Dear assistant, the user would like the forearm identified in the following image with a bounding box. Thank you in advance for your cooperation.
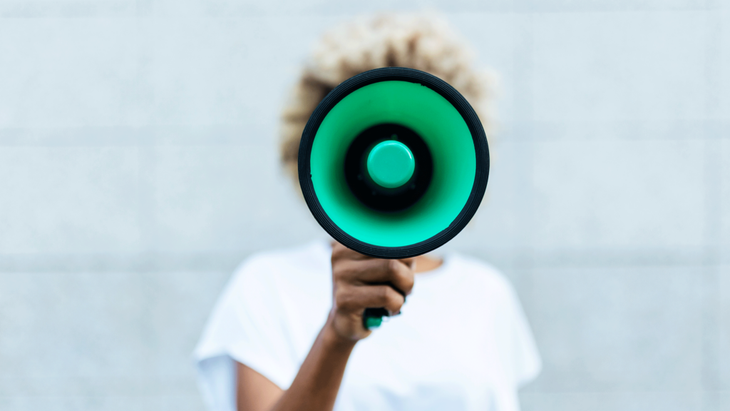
[269,317,356,411]
[238,245,413,411]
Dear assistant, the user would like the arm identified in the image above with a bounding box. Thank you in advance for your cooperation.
[236,243,415,411]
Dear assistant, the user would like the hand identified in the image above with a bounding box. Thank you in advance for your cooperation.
[326,242,415,342]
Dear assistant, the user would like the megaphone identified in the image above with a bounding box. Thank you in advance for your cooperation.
[298,67,490,329]
[299,67,490,260]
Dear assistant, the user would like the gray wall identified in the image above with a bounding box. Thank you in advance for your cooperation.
[1,1,728,410]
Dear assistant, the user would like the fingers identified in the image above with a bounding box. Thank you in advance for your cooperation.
[332,243,416,298]
[338,258,415,296]
[334,284,406,316]
[329,242,416,339]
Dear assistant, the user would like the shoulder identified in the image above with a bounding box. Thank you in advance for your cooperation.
[230,240,331,282]
[223,240,332,303]
[451,254,515,290]
[237,240,330,274]
[195,241,333,392]
[447,254,521,306]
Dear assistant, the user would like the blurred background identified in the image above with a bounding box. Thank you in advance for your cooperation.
[0,0,728,410]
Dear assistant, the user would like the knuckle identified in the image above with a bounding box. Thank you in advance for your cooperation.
[331,244,347,259]
[332,271,346,284]
[387,288,403,304]
[332,265,346,279]
[404,275,415,292]
[333,263,355,282]
[386,295,404,312]
[390,301,404,313]
[393,264,414,293]
[335,289,354,310]
[377,287,399,307]
[334,292,347,308]
[387,259,400,273]
[376,286,390,303]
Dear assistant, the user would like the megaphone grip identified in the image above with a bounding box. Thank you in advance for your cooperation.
[363,308,388,329]
[362,283,406,330]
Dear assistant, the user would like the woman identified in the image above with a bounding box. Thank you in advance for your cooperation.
[195,13,541,411]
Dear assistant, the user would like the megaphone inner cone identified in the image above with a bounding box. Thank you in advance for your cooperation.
[302,72,486,252]
[344,123,433,213]
[366,140,416,189]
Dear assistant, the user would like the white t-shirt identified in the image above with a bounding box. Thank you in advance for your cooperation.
[194,240,541,411]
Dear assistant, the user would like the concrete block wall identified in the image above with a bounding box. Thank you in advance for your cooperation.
[0,1,728,410]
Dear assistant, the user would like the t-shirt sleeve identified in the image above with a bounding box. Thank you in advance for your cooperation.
[485,269,542,411]
[502,282,542,388]
[193,256,300,411]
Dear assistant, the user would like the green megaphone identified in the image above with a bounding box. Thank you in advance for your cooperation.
[298,67,490,329]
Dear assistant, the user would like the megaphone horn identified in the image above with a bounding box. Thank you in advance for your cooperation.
[298,67,490,260]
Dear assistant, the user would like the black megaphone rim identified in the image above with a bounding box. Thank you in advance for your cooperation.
[298,67,490,259]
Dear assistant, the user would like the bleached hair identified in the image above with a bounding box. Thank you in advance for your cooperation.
[280,12,497,183]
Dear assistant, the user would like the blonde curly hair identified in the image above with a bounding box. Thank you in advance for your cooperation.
[280,12,496,183]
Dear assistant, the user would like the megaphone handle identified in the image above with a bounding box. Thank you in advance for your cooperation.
[362,283,406,330]
[363,307,389,329]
